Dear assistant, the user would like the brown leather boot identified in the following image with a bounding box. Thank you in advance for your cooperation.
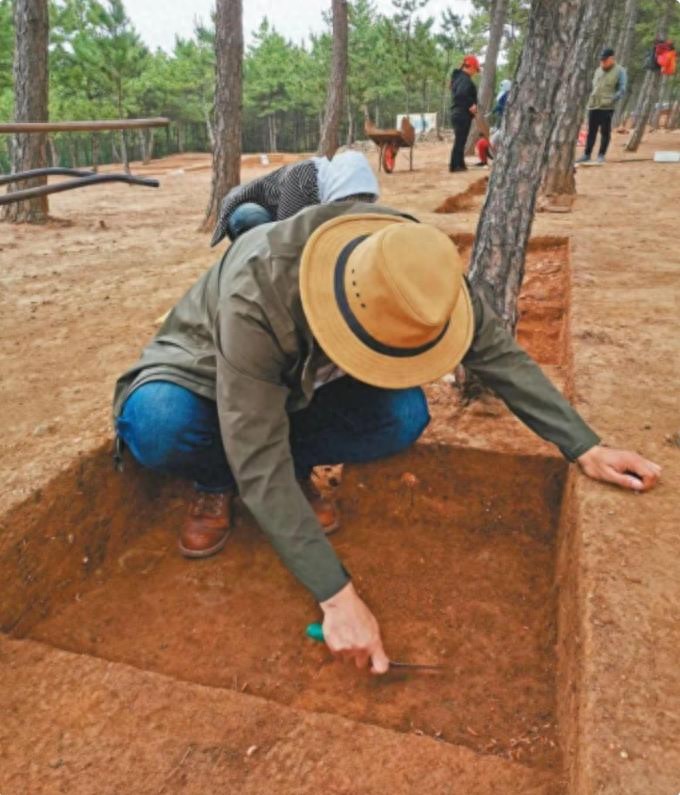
[301,477,341,535]
[179,491,234,559]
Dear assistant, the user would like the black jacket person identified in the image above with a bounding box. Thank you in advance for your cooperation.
[449,55,480,172]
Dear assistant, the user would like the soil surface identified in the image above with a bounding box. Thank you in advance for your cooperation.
[1,130,679,794]
[0,637,561,795]
[20,448,565,770]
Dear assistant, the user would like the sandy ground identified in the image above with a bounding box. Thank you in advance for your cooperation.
[1,130,679,793]
[0,135,673,509]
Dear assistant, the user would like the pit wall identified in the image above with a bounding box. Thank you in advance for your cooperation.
[555,469,584,791]
[552,237,585,794]
[0,449,177,634]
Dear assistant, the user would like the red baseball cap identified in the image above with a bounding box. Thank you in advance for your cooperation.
[463,55,480,71]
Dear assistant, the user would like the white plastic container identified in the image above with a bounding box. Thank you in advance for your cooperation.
[653,151,680,163]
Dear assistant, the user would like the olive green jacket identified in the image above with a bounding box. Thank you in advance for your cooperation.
[588,63,627,110]
[113,202,599,601]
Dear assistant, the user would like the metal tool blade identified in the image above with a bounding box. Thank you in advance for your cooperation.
[389,660,445,672]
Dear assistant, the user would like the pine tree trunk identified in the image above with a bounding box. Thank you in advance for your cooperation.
[201,0,243,232]
[48,137,58,167]
[616,0,638,69]
[346,94,354,146]
[268,115,278,152]
[612,0,638,126]
[669,98,680,129]
[625,71,661,150]
[111,134,120,164]
[542,0,613,199]
[625,0,673,152]
[466,0,508,155]
[204,105,216,150]
[2,0,49,224]
[604,0,625,55]
[138,130,147,164]
[91,134,99,172]
[318,0,348,157]
[468,0,588,332]
[146,129,155,162]
[119,131,130,173]
[621,76,643,126]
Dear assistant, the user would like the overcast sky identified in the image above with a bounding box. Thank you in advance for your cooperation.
[125,0,473,52]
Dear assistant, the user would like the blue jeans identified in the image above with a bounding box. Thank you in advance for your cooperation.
[116,378,430,492]
[228,203,273,239]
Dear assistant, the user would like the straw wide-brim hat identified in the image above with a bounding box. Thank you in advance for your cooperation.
[300,214,474,389]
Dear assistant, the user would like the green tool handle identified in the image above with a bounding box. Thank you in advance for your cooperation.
[306,622,325,642]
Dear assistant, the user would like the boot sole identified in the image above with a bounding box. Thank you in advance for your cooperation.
[178,529,232,559]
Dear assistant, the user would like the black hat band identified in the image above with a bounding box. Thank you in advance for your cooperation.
[333,235,450,359]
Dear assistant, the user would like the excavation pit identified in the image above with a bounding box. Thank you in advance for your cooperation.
[0,443,567,775]
[449,233,570,367]
[436,177,489,213]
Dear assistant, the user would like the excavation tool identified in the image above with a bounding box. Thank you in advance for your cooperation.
[305,623,445,672]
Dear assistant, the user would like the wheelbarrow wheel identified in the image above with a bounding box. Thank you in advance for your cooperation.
[382,143,398,173]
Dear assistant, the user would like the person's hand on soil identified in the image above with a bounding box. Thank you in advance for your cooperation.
[320,581,390,674]
[577,445,661,492]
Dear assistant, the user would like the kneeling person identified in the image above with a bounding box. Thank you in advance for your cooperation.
[114,202,660,674]
[211,150,379,246]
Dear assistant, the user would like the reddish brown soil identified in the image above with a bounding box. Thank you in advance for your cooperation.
[0,637,561,795]
[2,132,679,794]
[5,445,565,772]
[435,176,488,212]
[447,234,569,366]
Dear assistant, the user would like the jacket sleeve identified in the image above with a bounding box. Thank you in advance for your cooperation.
[214,296,350,602]
[462,289,600,460]
[275,161,320,220]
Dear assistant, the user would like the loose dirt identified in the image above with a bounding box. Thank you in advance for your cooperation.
[1,131,679,794]
[435,175,488,212]
[6,446,564,770]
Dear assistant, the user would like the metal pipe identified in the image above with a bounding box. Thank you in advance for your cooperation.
[0,117,170,134]
[0,173,160,206]
[0,167,96,186]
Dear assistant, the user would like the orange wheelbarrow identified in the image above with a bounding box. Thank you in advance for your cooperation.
[365,116,416,173]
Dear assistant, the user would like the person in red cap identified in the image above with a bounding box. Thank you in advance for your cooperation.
[449,55,480,172]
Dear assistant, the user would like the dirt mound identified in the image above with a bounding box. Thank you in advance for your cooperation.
[435,177,489,213]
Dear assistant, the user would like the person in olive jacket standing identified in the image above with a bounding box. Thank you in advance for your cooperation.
[577,47,627,164]
[449,54,480,172]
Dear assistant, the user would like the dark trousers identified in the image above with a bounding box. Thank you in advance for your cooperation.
[585,109,614,157]
[450,112,472,170]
